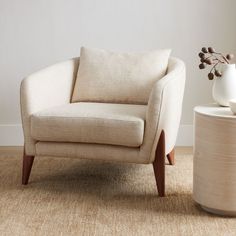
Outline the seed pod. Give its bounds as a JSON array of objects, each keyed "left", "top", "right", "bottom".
[
  {"left": 202, "top": 47, "right": 208, "bottom": 53},
  {"left": 200, "top": 58, "right": 205, "bottom": 63},
  {"left": 205, "top": 58, "right": 213, "bottom": 65},
  {"left": 208, "top": 72, "right": 214, "bottom": 80},
  {"left": 199, "top": 52, "right": 205, "bottom": 58},
  {"left": 214, "top": 70, "right": 222, "bottom": 77},
  {"left": 208, "top": 47, "right": 215, "bottom": 53},
  {"left": 199, "top": 63, "right": 206, "bottom": 69},
  {"left": 226, "top": 54, "right": 234, "bottom": 60}
]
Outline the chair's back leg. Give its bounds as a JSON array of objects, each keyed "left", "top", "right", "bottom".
[
  {"left": 152, "top": 130, "right": 165, "bottom": 197},
  {"left": 167, "top": 149, "right": 175, "bottom": 165},
  {"left": 22, "top": 148, "right": 35, "bottom": 185}
]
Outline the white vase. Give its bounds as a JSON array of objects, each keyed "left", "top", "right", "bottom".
[{"left": 212, "top": 64, "right": 236, "bottom": 106}]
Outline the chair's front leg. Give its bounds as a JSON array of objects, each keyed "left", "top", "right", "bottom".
[
  {"left": 153, "top": 130, "right": 165, "bottom": 197},
  {"left": 167, "top": 148, "right": 175, "bottom": 165},
  {"left": 22, "top": 148, "right": 35, "bottom": 185}
]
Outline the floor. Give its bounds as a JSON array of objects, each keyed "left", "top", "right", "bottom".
[{"left": 0, "top": 147, "right": 236, "bottom": 236}]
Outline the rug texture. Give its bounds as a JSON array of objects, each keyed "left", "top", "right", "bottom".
[{"left": 0, "top": 148, "right": 236, "bottom": 236}]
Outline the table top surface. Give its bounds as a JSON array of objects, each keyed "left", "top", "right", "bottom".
[{"left": 194, "top": 103, "right": 236, "bottom": 119}]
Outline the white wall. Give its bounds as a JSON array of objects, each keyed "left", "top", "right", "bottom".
[{"left": 1, "top": 0, "right": 236, "bottom": 145}]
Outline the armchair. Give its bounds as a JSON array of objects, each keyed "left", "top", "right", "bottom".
[{"left": 20, "top": 55, "right": 185, "bottom": 197}]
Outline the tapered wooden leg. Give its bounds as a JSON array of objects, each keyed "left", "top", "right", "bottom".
[
  {"left": 167, "top": 149, "right": 175, "bottom": 165},
  {"left": 22, "top": 149, "right": 35, "bottom": 185},
  {"left": 153, "top": 130, "right": 165, "bottom": 197}
]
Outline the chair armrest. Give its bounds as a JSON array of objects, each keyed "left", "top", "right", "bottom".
[
  {"left": 144, "top": 57, "right": 186, "bottom": 162},
  {"left": 20, "top": 58, "right": 79, "bottom": 155}
]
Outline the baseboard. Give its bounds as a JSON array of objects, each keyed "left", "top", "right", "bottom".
[
  {"left": 0, "top": 124, "right": 193, "bottom": 146},
  {"left": 176, "top": 125, "right": 193, "bottom": 146},
  {"left": 0, "top": 124, "right": 24, "bottom": 146}
]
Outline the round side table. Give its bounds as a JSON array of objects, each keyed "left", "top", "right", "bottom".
[{"left": 193, "top": 104, "right": 236, "bottom": 216}]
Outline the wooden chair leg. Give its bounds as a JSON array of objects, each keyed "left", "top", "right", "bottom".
[
  {"left": 167, "top": 149, "right": 175, "bottom": 165},
  {"left": 22, "top": 148, "right": 35, "bottom": 185},
  {"left": 153, "top": 130, "right": 165, "bottom": 197}
]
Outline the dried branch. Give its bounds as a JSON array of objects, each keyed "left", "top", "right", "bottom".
[{"left": 198, "top": 47, "right": 234, "bottom": 80}]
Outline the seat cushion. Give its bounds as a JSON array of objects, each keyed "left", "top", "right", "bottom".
[
  {"left": 31, "top": 103, "right": 146, "bottom": 147},
  {"left": 72, "top": 47, "right": 171, "bottom": 104}
]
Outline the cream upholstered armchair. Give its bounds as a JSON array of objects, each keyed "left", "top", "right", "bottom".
[{"left": 20, "top": 47, "right": 185, "bottom": 197}]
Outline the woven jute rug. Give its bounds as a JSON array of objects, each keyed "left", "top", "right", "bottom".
[{"left": 0, "top": 147, "right": 235, "bottom": 236}]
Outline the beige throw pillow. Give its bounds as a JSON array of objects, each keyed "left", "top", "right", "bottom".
[{"left": 72, "top": 47, "right": 171, "bottom": 104}]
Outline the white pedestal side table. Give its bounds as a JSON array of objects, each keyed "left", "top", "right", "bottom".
[{"left": 193, "top": 104, "right": 236, "bottom": 216}]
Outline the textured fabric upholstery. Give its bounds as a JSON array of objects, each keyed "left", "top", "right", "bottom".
[
  {"left": 143, "top": 57, "right": 186, "bottom": 162},
  {"left": 72, "top": 47, "right": 171, "bottom": 104},
  {"left": 20, "top": 58, "right": 79, "bottom": 155},
  {"left": 35, "top": 142, "right": 144, "bottom": 163},
  {"left": 21, "top": 55, "right": 185, "bottom": 164},
  {"left": 31, "top": 103, "right": 146, "bottom": 147}
]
